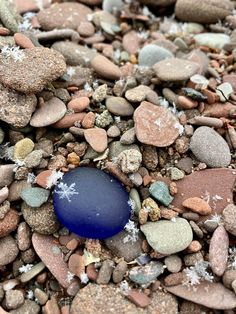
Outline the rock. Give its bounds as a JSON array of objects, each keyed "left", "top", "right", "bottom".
[
  {"left": 176, "top": 157, "right": 193, "bottom": 174},
  {"left": 112, "top": 261, "right": 127, "bottom": 283},
  {"left": 52, "top": 112, "right": 86, "bottom": 128},
  {"left": 17, "top": 222, "right": 31, "bottom": 251},
  {"left": 5, "top": 290, "right": 24, "bottom": 310},
  {"left": 139, "top": 0, "right": 175, "bottom": 6},
  {"left": 84, "top": 128, "right": 108, "bottom": 153},
  {"left": 0, "top": 164, "right": 15, "bottom": 188},
  {"left": 0, "top": 187, "right": 9, "bottom": 205},
  {"left": 97, "top": 260, "right": 114, "bottom": 284},
  {"left": 190, "top": 126, "right": 231, "bottom": 168},
  {"left": 0, "top": 83, "right": 37, "bottom": 128},
  {"left": 37, "top": 2, "right": 92, "bottom": 30},
  {"left": 68, "top": 254, "right": 85, "bottom": 277},
  {"left": 67, "top": 97, "right": 90, "bottom": 113},
  {"left": 21, "top": 187, "right": 50, "bottom": 208},
  {"left": 165, "top": 281, "right": 236, "bottom": 310},
  {"left": 34, "top": 139, "right": 53, "bottom": 158},
  {"left": 223, "top": 270, "right": 236, "bottom": 289},
  {"left": 122, "top": 31, "right": 140, "bottom": 54},
  {"left": 129, "top": 261, "right": 164, "bottom": 285},
  {"left": 107, "top": 125, "right": 121, "bottom": 138},
  {"left": 182, "top": 197, "right": 212, "bottom": 215},
  {"left": 21, "top": 202, "right": 60, "bottom": 235},
  {"left": 194, "top": 33, "right": 230, "bottom": 50},
  {"left": 10, "top": 300, "right": 40, "bottom": 314},
  {"left": 209, "top": 225, "right": 229, "bottom": 276},
  {"left": 0, "top": 236, "right": 19, "bottom": 266},
  {"left": 105, "top": 230, "right": 143, "bottom": 262},
  {"left": 14, "top": 33, "right": 34, "bottom": 49},
  {"left": 30, "top": 97, "right": 67, "bottom": 127},
  {"left": 13, "top": 0, "right": 51, "bottom": 13},
  {"left": 138, "top": 44, "right": 173, "bottom": 67},
  {"left": 106, "top": 97, "right": 134, "bottom": 116},
  {"left": 170, "top": 167, "right": 185, "bottom": 181},
  {"left": 134, "top": 101, "right": 182, "bottom": 147},
  {"left": 24, "top": 150, "right": 43, "bottom": 168},
  {"left": 120, "top": 128, "right": 135, "bottom": 145},
  {"left": 125, "top": 85, "right": 152, "bottom": 103},
  {"left": 0, "top": 47, "right": 66, "bottom": 94},
  {"left": 216, "top": 82, "right": 233, "bottom": 102},
  {"left": 32, "top": 233, "right": 72, "bottom": 288},
  {"left": 117, "top": 149, "right": 142, "bottom": 174},
  {"left": 34, "top": 288, "right": 48, "bottom": 306},
  {"left": 20, "top": 262, "right": 46, "bottom": 283},
  {"left": 222, "top": 204, "right": 236, "bottom": 236},
  {"left": 14, "top": 138, "right": 34, "bottom": 161},
  {"left": 127, "top": 289, "right": 150, "bottom": 308},
  {"left": 102, "top": 0, "right": 124, "bottom": 12},
  {"left": 140, "top": 218, "right": 193, "bottom": 255},
  {"left": 77, "top": 21, "right": 95, "bottom": 37},
  {"left": 109, "top": 141, "right": 140, "bottom": 159},
  {"left": 8, "top": 180, "right": 31, "bottom": 202},
  {"left": 153, "top": 58, "right": 199, "bottom": 82},
  {"left": 95, "top": 110, "right": 113, "bottom": 128},
  {"left": 164, "top": 255, "right": 182, "bottom": 273},
  {"left": 91, "top": 55, "right": 122, "bottom": 80},
  {"left": 0, "top": 209, "right": 19, "bottom": 238},
  {"left": 175, "top": 0, "right": 233, "bottom": 24},
  {"left": 149, "top": 181, "right": 173, "bottom": 206}
]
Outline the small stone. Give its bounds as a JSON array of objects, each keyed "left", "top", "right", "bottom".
[
  {"left": 216, "top": 82, "right": 233, "bottom": 102},
  {"left": 117, "top": 149, "right": 142, "bottom": 174},
  {"left": 93, "top": 84, "right": 107, "bottom": 102},
  {"left": 68, "top": 254, "right": 85, "bottom": 277},
  {"left": 112, "top": 261, "right": 127, "bottom": 283},
  {"left": 77, "top": 21, "right": 95, "bottom": 37},
  {"left": 222, "top": 204, "right": 236, "bottom": 236},
  {"left": 21, "top": 187, "right": 50, "bottom": 208},
  {"left": 8, "top": 180, "right": 31, "bottom": 202},
  {"left": 97, "top": 260, "right": 114, "bottom": 284},
  {"left": 170, "top": 167, "right": 185, "bottom": 180},
  {"left": 127, "top": 289, "right": 150, "bottom": 308},
  {"left": 0, "top": 236, "right": 19, "bottom": 266},
  {"left": 149, "top": 181, "right": 173, "bottom": 206},
  {"left": 14, "top": 138, "right": 34, "bottom": 161},
  {"left": 67, "top": 97, "right": 90, "bottom": 113},
  {"left": 129, "top": 188, "right": 142, "bottom": 216},
  {"left": 142, "top": 145, "right": 158, "bottom": 171},
  {"left": 91, "top": 55, "right": 122, "bottom": 80},
  {"left": 182, "top": 197, "right": 212, "bottom": 215},
  {"left": 95, "top": 110, "right": 113, "bottom": 128},
  {"left": 120, "top": 127, "right": 136, "bottom": 145},
  {"left": 125, "top": 85, "right": 152, "bottom": 103},
  {"left": 190, "top": 126, "right": 231, "bottom": 168},
  {"left": 106, "top": 97, "right": 134, "bottom": 116},
  {"left": 142, "top": 197, "right": 161, "bottom": 222},
  {"left": 17, "top": 222, "right": 31, "bottom": 251},
  {"left": 153, "top": 58, "right": 199, "bottom": 82},
  {"left": 109, "top": 141, "right": 140, "bottom": 160},
  {"left": 176, "top": 157, "right": 193, "bottom": 174},
  {"left": 35, "top": 139, "right": 53, "bottom": 158},
  {"left": 102, "top": 0, "right": 124, "bottom": 12},
  {"left": 141, "top": 218, "right": 193, "bottom": 255},
  {"left": 24, "top": 150, "right": 43, "bottom": 168},
  {"left": 138, "top": 44, "right": 173, "bottom": 67},
  {"left": 0, "top": 201, "right": 10, "bottom": 219},
  {"left": 5, "top": 290, "right": 24, "bottom": 310},
  {"left": 84, "top": 128, "right": 108, "bottom": 153},
  {"left": 194, "top": 33, "right": 230, "bottom": 50},
  {"left": 122, "top": 31, "right": 140, "bottom": 54},
  {"left": 164, "top": 255, "right": 182, "bottom": 273},
  {"left": 10, "top": 300, "right": 40, "bottom": 314},
  {"left": 129, "top": 261, "right": 164, "bottom": 285},
  {"left": 0, "top": 165, "right": 15, "bottom": 189},
  {"left": 223, "top": 270, "right": 236, "bottom": 289},
  {"left": 67, "top": 152, "right": 80, "bottom": 166},
  {"left": 14, "top": 33, "right": 34, "bottom": 49},
  {"left": 81, "top": 112, "right": 95, "bottom": 129},
  {"left": 43, "top": 296, "right": 60, "bottom": 314},
  {"left": 0, "top": 209, "right": 19, "bottom": 238},
  {"left": 34, "top": 288, "right": 48, "bottom": 306},
  {"left": 184, "top": 252, "right": 203, "bottom": 266},
  {"left": 52, "top": 112, "right": 86, "bottom": 128},
  {"left": 107, "top": 125, "right": 121, "bottom": 138},
  {"left": 164, "top": 272, "right": 184, "bottom": 287}
]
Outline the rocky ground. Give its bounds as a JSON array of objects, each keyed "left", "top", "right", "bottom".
[{"left": 0, "top": 0, "right": 236, "bottom": 313}]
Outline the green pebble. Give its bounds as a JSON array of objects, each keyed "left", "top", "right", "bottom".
[
  {"left": 170, "top": 167, "right": 185, "bottom": 181},
  {"left": 129, "top": 188, "right": 141, "bottom": 215},
  {"left": 21, "top": 187, "right": 50, "bottom": 208},
  {"left": 149, "top": 181, "right": 173, "bottom": 206}
]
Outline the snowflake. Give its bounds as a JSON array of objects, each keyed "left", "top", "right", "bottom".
[
  {"left": 123, "top": 220, "right": 139, "bottom": 244},
  {"left": 80, "top": 272, "right": 89, "bottom": 284},
  {"left": 114, "top": 116, "right": 121, "bottom": 123},
  {"left": 66, "top": 67, "right": 76, "bottom": 77},
  {"left": 119, "top": 280, "right": 130, "bottom": 296},
  {"left": 27, "top": 172, "right": 36, "bottom": 184},
  {"left": 205, "top": 213, "right": 222, "bottom": 226},
  {"left": 183, "top": 261, "right": 214, "bottom": 286},
  {"left": 54, "top": 182, "right": 78, "bottom": 202},
  {"left": 67, "top": 271, "right": 75, "bottom": 283},
  {"left": 154, "top": 118, "right": 162, "bottom": 130},
  {"left": 84, "top": 82, "right": 93, "bottom": 92},
  {"left": 174, "top": 122, "right": 184, "bottom": 135},
  {"left": 1, "top": 46, "right": 25, "bottom": 62},
  {"left": 26, "top": 290, "right": 34, "bottom": 300},
  {"left": 228, "top": 247, "right": 236, "bottom": 270},
  {"left": 46, "top": 170, "right": 64, "bottom": 189},
  {"left": 19, "top": 264, "right": 33, "bottom": 273}
]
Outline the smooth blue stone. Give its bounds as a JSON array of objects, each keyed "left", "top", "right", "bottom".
[{"left": 53, "top": 167, "right": 131, "bottom": 239}]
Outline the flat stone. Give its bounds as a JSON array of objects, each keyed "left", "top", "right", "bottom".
[
  {"left": 84, "top": 128, "right": 108, "bottom": 153},
  {"left": 222, "top": 204, "right": 236, "bottom": 236},
  {"left": 0, "top": 209, "right": 19, "bottom": 238},
  {"left": 0, "top": 164, "right": 15, "bottom": 188},
  {"left": 134, "top": 101, "right": 182, "bottom": 147},
  {"left": 140, "top": 218, "right": 193, "bottom": 255},
  {"left": 194, "top": 33, "right": 230, "bottom": 50},
  {"left": 91, "top": 55, "right": 122, "bottom": 80},
  {"left": 37, "top": 2, "right": 92, "bottom": 30},
  {"left": 153, "top": 58, "right": 199, "bottom": 82},
  {"left": 52, "top": 112, "right": 86, "bottom": 128},
  {"left": 106, "top": 97, "right": 134, "bottom": 116},
  {"left": 129, "top": 261, "right": 164, "bottom": 285},
  {"left": 0, "top": 236, "right": 19, "bottom": 266},
  {"left": 127, "top": 289, "right": 150, "bottom": 308},
  {"left": 0, "top": 47, "right": 66, "bottom": 94},
  {"left": 125, "top": 85, "right": 152, "bottom": 103},
  {"left": 122, "top": 31, "right": 140, "bottom": 54},
  {"left": 149, "top": 181, "right": 173, "bottom": 206},
  {"left": 0, "top": 83, "right": 37, "bottom": 128},
  {"left": 190, "top": 126, "right": 231, "bottom": 168},
  {"left": 165, "top": 281, "right": 236, "bottom": 310},
  {"left": 138, "top": 44, "right": 173, "bottom": 67},
  {"left": 32, "top": 233, "right": 72, "bottom": 288},
  {"left": 30, "top": 97, "right": 67, "bottom": 127},
  {"left": 21, "top": 187, "right": 50, "bottom": 208},
  {"left": 182, "top": 197, "right": 212, "bottom": 215}
]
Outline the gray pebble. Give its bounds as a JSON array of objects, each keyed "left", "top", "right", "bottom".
[
  {"left": 120, "top": 127, "right": 136, "bottom": 145},
  {"left": 112, "top": 261, "right": 127, "bottom": 283},
  {"left": 21, "top": 187, "right": 50, "bottom": 208},
  {"left": 138, "top": 44, "right": 173, "bottom": 67},
  {"left": 0, "top": 236, "right": 19, "bottom": 266},
  {"left": 164, "top": 255, "right": 182, "bottom": 273},
  {"left": 96, "top": 260, "right": 115, "bottom": 285},
  {"left": 5, "top": 290, "right": 24, "bottom": 310},
  {"left": 129, "top": 261, "right": 164, "bottom": 286},
  {"left": 24, "top": 150, "right": 43, "bottom": 168}
]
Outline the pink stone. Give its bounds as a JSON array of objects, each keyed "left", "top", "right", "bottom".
[
  {"left": 52, "top": 113, "right": 86, "bottom": 128},
  {"left": 84, "top": 128, "right": 107, "bottom": 152},
  {"left": 122, "top": 31, "right": 140, "bottom": 54},
  {"left": 67, "top": 97, "right": 90, "bottom": 113},
  {"left": 0, "top": 187, "right": 9, "bottom": 205}
]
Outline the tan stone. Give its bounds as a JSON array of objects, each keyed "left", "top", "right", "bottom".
[{"left": 84, "top": 128, "right": 107, "bottom": 152}]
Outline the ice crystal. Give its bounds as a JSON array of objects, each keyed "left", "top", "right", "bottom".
[
  {"left": 46, "top": 170, "right": 64, "bottom": 189},
  {"left": 27, "top": 172, "right": 36, "bottom": 184},
  {"left": 54, "top": 182, "right": 78, "bottom": 202},
  {"left": 205, "top": 213, "right": 222, "bottom": 226},
  {"left": 80, "top": 272, "right": 89, "bottom": 284},
  {"left": 26, "top": 290, "right": 34, "bottom": 300},
  {"left": 19, "top": 264, "right": 33, "bottom": 273},
  {"left": 67, "top": 271, "right": 75, "bottom": 283},
  {"left": 1, "top": 46, "right": 25, "bottom": 62},
  {"left": 183, "top": 261, "right": 214, "bottom": 286},
  {"left": 66, "top": 67, "right": 76, "bottom": 77},
  {"left": 123, "top": 219, "right": 139, "bottom": 244},
  {"left": 119, "top": 280, "right": 130, "bottom": 296}
]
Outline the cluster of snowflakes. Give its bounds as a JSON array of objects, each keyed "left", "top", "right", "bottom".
[
  {"left": 1, "top": 46, "right": 25, "bottom": 62},
  {"left": 182, "top": 261, "right": 214, "bottom": 286}
]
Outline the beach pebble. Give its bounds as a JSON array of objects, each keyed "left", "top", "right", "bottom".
[
  {"left": 126, "top": 289, "right": 150, "bottom": 308},
  {"left": 13, "top": 0, "right": 51, "bottom": 13},
  {"left": 216, "top": 82, "right": 233, "bottom": 102},
  {"left": 0, "top": 187, "right": 9, "bottom": 205},
  {"left": 125, "top": 85, "right": 152, "bottom": 103},
  {"left": 164, "top": 255, "right": 182, "bottom": 273},
  {"left": 21, "top": 187, "right": 50, "bottom": 208},
  {"left": 106, "top": 97, "right": 134, "bottom": 116},
  {"left": 138, "top": 44, "right": 173, "bottom": 67},
  {"left": 194, "top": 33, "right": 230, "bottom": 50},
  {"left": 149, "top": 181, "right": 173, "bottom": 206},
  {"left": 0, "top": 48, "right": 66, "bottom": 94},
  {"left": 141, "top": 218, "right": 193, "bottom": 255},
  {"left": 153, "top": 58, "right": 199, "bottom": 82},
  {"left": 24, "top": 150, "right": 43, "bottom": 168},
  {"left": 102, "top": 0, "right": 124, "bottom": 12},
  {"left": 120, "top": 128, "right": 135, "bottom": 145},
  {"left": 107, "top": 125, "right": 121, "bottom": 138},
  {"left": 134, "top": 101, "right": 182, "bottom": 147},
  {"left": 91, "top": 55, "right": 122, "bottom": 80},
  {"left": 0, "top": 209, "right": 19, "bottom": 238},
  {"left": 222, "top": 204, "right": 236, "bottom": 236},
  {"left": 190, "top": 126, "right": 231, "bottom": 168},
  {"left": 67, "top": 97, "right": 90, "bottom": 112},
  {"left": 14, "top": 138, "right": 34, "bottom": 160},
  {"left": 223, "top": 270, "right": 236, "bottom": 289},
  {"left": 17, "top": 222, "right": 31, "bottom": 252},
  {"left": 0, "top": 164, "right": 15, "bottom": 188},
  {"left": 122, "top": 31, "right": 140, "bottom": 54},
  {"left": 182, "top": 197, "right": 212, "bottom": 215},
  {"left": 34, "top": 288, "right": 48, "bottom": 306},
  {"left": 112, "top": 261, "right": 127, "bottom": 283},
  {"left": 5, "top": 290, "right": 24, "bottom": 310},
  {"left": 117, "top": 149, "right": 142, "bottom": 174},
  {"left": 77, "top": 21, "right": 95, "bottom": 37},
  {"left": 0, "top": 236, "right": 19, "bottom": 266},
  {"left": 8, "top": 180, "right": 31, "bottom": 202},
  {"left": 52, "top": 112, "right": 86, "bottom": 129},
  {"left": 84, "top": 128, "right": 107, "bottom": 153},
  {"left": 68, "top": 254, "right": 85, "bottom": 277},
  {"left": 129, "top": 261, "right": 164, "bottom": 285},
  {"left": 97, "top": 260, "right": 114, "bottom": 284},
  {"left": 14, "top": 33, "right": 34, "bottom": 49},
  {"left": 10, "top": 300, "right": 40, "bottom": 314},
  {"left": 170, "top": 167, "right": 185, "bottom": 181}
]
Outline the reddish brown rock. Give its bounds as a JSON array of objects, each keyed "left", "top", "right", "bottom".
[
  {"left": 43, "top": 296, "right": 60, "bottom": 314},
  {"left": 90, "top": 55, "right": 122, "bottom": 80},
  {"left": 67, "top": 97, "right": 90, "bottom": 112},
  {"left": 84, "top": 128, "right": 107, "bottom": 153},
  {"left": 127, "top": 289, "right": 150, "bottom": 308},
  {"left": 0, "top": 210, "right": 19, "bottom": 238},
  {"left": 209, "top": 225, "right": 229, "bottom": 276},
  {"left": 122, "top": 31, "right": 140, "bottom": 54},
  {"left": 14, "top": 33, "right": 35, "bottom": 49},
  {"left": 134, "top": 101, "right": 182, "bottom": 147},
  {"left": 36, "top": 170, "right": 53, "bottom": 189},
  {"left": 52, "top": 113, "right": 86, "bottom": 128},
  {"left": 13, "top": 0, "right": 51, "bottom": 13},
  {"left": 182, "top": 197, "right": 212, "bottom": 215},
  {"left": 68, "top": 254, "right": 85, "bottom": 277},
  {"left": 81, "top": 112, "right": 95, "bottom": 129},
  {"left": 203, "top": 102, "right": 236, "bottom": 118}
]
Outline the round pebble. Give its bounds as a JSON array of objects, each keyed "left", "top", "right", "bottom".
[
  {"left": 67, "top": 97, "right": 90, "bottom": 112},
  {"left": 0, "top": 209, "right": 19, "bottom": 237},
  {"left": 0, "top": 235, "right": 19, "bottom": 266},
  {"left": 194, "top": 33, "right": 230, "bottom": 50},
  {"left": 84, "top": 128, "right": 108, "bottom": 153},
  {"left": 222, "top": 204, "right": 236, "bottom": 236},
  {"left": 138, "top": 44, "right": 173, "bottom": 67},
  {"left": 13, "top": 138, "right": 34, "bottom": 160},
  {"left": 106, "top": 97, "right": 134, "bottom": 116},
  {"left": 21, "top": 187, "right": 50, "bottom": 208},
  {"left": 182, "top": 197, "right": 212, "bottom": 215},
  {"left": 90, "top": 55, "right": 122, "bottom": 80}
]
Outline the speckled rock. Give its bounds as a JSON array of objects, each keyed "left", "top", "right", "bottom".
[
  {"left": 222, "top": 204, "right": 236, "bottom": 236},
  {"left": 109, "top": 141, "right": 140, "bottom": 160},
  {"left": 106, "top": 97, "right": 134, "bottom": 116},
  {"left": 21, "top": 187, "right": 50, "bottom": 208},
  {"left": 21, "top": 202, "right": 60, "bottom": 235},
  {"left": 190, "top": 126, "right": 231, "bottom": 168},
  {"left": 0, "top": 209, "right": 19, "bottom": 238},
  {"left": 13, "top": 138, "right": 34, "bottom": 160},
  {"left": 0, "top": 48, "right": 66, "bottom": 94},
  {"left": 5, "top": 290, "right": 24, "bottom": 310},
  {"left": 138, "top": 44, "right": 173, "bottom": 67},
  {"left": 37, "top": 2, "right": 92, "bottom": 30},
  {"left": 141, "top": 218, "right": 193, "bottom": 255},
  {"left": 129, "top": 261, "right": 164, "bottom": 285},
  {"left": 10, "top": 300, "right": 40, "bottom": 314},
  {"left": 125, "top": 85, "right": 152, "bottom": 103},
  {"left": 0, "top": 236, "right": 19, "bottom": 266},
  {"left": 0, "top": 164, "right": 15, "bottom": 188},
  {"left": 117, "top": 149, "right": 142, "bottom": 174},
  {"left": 0, "top": 83, "right": 37, "bottom": 128},
  {"left": 182, "top": 197, "right": 212, "bottom": 215}
]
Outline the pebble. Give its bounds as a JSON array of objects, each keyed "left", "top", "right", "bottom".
[
  {"left": 216, "top": 82, "right": 233, "bottom": 102},
  {"left": 14, "top": 33, "right": 34, "bottom": 49},
  {"left": 10, "top": 300, "right": 40, "bottom": 314},
  {"left": 129, "top": 261, "right": 164, "bottom": 285},
  {"left": 77, "top": 21, "right": 95, "bottom": 37},
  {"left": 34, "top": 288, "right": 48, "bottom": 306},
  {"left": 5, "top": 290, "right": 24, "bottom": 310},
  {"left": 223, "top": 270, "right": 236, "bottom": 289},
  {"left": 170, "top": 167, "right": 185, "bottom": 180},
  {"left": 120, "top": 127, "right": 136, "bottom": 145},
  {"left": 190, "top": 126, "right": 231, "bottom": 168},
  {"left": 112, "top": 261, "right": 127, "bottom": 283},
  {"left": 182, "top": 197, "right": 212, "bottom": 215},
  {"left": 97, "top": 260, "right": 114, "bottom": 284},
  {"left": 107, "top": 125, "right": 121, "bottom": 138},
  {"left": 24, "top": 150, "right": 43, "bottom": 168},
  {"left": 0, "top": 47, "right": 66, "bottom": 94},
  {"left": 52, "top": 112, "right": 86, "bottom": 128},
  {"left": 93, "top": 84, "right": 107, "bottom": 102},
  {"left": 153, "top": 58, "right": 199, "bottom": 82},
  {"left": 68, "top": 254, "right": 85, "bottom": 277},
  {"left": 134, "top": 101, "right": 182, "bottom": 147},
  {"left": 0, "top": 201, "right": 10, "bottom": 219},
  {"left": 129, "top": 188, "right": 142, "bottom": 216},
  {"left": 138, "top": 44, "right": 173, "bottom": 67},
  {"left": 30, "top": 97, "right": 67, "bottom": 127},
  {"left": 105, "top": 230, "right": 143, "bottom": 262},
  {"left": 81, "top": 112, "right": 95, "bottom": 128},
  {"left": 0, "top": 209, "right": 19, "bottom": 238},
  {"left": 209, "top": 225, "right": 229, "bottom": 276},
  {"left": 91, "top": 55, "right": 122, "bottom": 80},
  {"left": 17, "top": 222, "right": 31, "bottom": 251},
  {"left": 0, "top": 83, "right": 37, "bottom": 127},
  {"left": 122, "top": 31, "right": 140, "bottom": 55},
  {"left": 84, "top": 128, "right": 108, "bottom": 153},
  {"left": 13, "top": 138, "right": 34, "bottom": 160},
  {"left": 126, "top": 289, "right": 150, "bottom": 308},
  {"left": 175, "top": 0, "right": 233, "bottom": 24},
  {"left": 117, "top": 149, "right": 142, "bottom": 174},
  {"left": 67, "top": 97, "right": 90, "bottom": 113},
  {"left": 0, "top": 235, "right": 19, "bottom": 266},
  {"left": 8, "top": 180, "right": 31, "bottom": 202},
  {"left": 102, "top": 0, "right": 124, "bottom": 12},
  {"left": 222, "top": 204, "right": 236, "bottom": 236},
  {"left": 13, "top": 0, "right": 51, "bottom": 13},
  {"left": 194, "top": 33, "right": 230, "bottom": 50},
  {"left": 37, "top": 2, "right": 92, "bottom": 30},
  {"left": 43, "top": 296, "right": 60, "bottom": 314},
  {"left": 164, "top": 272, "right": 184, "bottom": 287},
  {"left": 106, "top": 97, "right": 134, "bottom": 116},
  {"left": 164, "top": 255, "right": 182, "bottom": 273},
  {"left": 95, "top": 110, "right": 113, "bottom": 128},
  {"left": 125, "top": 85, "right": 152, "bottom": 103},
  {"left": 21, "top": 187, "right": 50, "bottom": 208},
  {"left": 141, "top": 218, "right": 193, "bottom": 255},
  {"left": 21, "top": 202, "right": 60, "bottom": 235},
  {"left": 109, "top": 141, "right": 140, "bottom": 159},
  {"left": 32, "top": 233, "right": 72, "bottom": 289},
  {"left": 165, "top": 281, "right": 236, "bottom": 310},
  {"left": 0, "top": 164, "right": 15, "bottom": 188},
  {"left": 149, "top": 181, "right": 173, "bottom": 206}
]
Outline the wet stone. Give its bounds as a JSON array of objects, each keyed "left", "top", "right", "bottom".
[{"left": 129, "top": 261, "right": 164, "bottom": 286}]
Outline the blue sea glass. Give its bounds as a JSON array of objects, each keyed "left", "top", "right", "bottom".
[{"left": 53, "top": 167, "right": 131, "bottom": 239}]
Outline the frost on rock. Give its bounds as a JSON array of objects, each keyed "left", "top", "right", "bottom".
[
  {"left": 27, "top": 172, "right": 36, "bottom": 184},
  {"left": 67, "top": 271, "right": 75, "bottom": 283},
  {"left": 54, "top": 182, "right": 78, "bottom": 202},
  {"left": 46, "top": 170, "right": 64, "bottom": 189},
  {"left": 183, "top": 261, "right": 214, "bottom": 287},
  {"left": 119, "top": 280, "right": 130, "bottom": 296},
  {"left": 205, "top": 213, "right": 222, "bottom": 226},
  {"left": 26, "top": 290, "right": 34, "bottom": 300},
  {"left": 19, "top": 264, "right": 33, "bottom": 273},
  {"left": 1, "top": 46, "right": 25, "bottom": 62},
  {"left": 228, "top": 247, "right": 236, "bottom": 270},
  {"left": 123, "top": 219, "right": 139, "bottom": 244},
  {"left": 80, "top": 272, "right": 89, "bottom": 284}
]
